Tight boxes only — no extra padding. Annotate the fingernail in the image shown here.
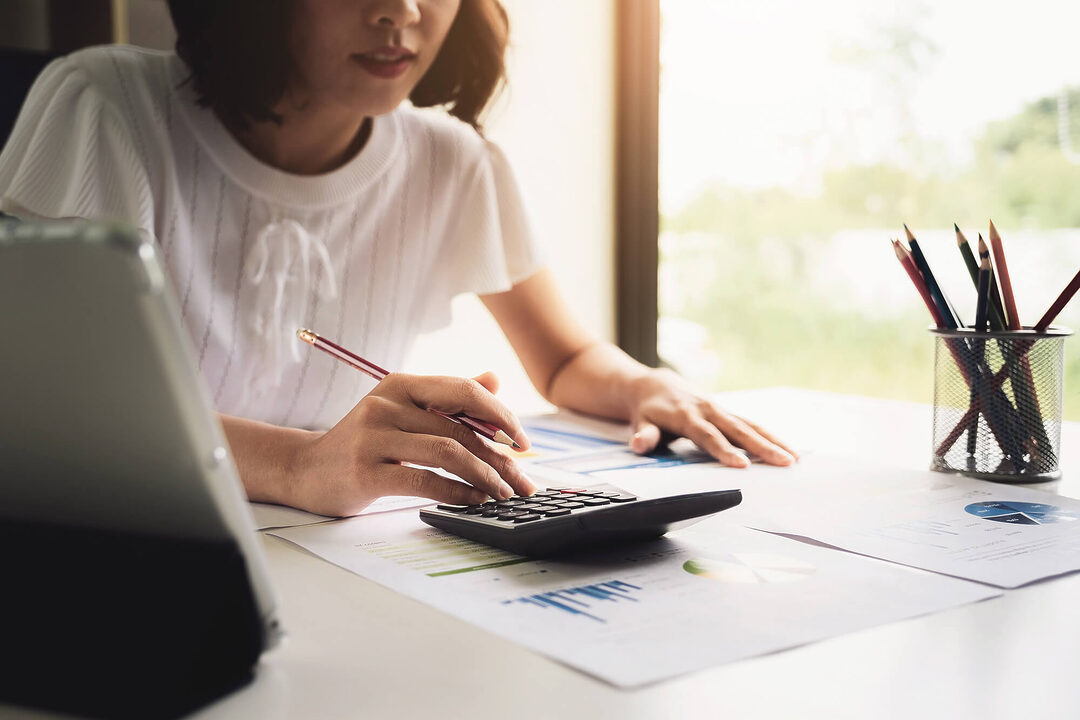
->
[773,449,795,465]
[499,481,514,499]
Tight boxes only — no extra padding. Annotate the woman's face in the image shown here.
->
[287,0,462,117]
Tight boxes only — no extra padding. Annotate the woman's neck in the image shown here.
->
[232,97,372,176]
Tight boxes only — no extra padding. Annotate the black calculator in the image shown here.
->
[419,483,742,557]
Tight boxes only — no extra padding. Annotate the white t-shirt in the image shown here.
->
[0,45,543,430]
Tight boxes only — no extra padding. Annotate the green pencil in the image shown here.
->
[956,224,1005,329]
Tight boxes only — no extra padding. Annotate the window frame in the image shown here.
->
[614,0,660,368]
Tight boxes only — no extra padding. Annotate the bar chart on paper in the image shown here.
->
[501,580,644,622]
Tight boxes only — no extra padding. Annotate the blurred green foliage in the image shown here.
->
[660,88,1080,420]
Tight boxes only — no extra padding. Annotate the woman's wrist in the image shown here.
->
[219,413,321,508]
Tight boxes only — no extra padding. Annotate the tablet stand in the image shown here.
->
[0,517,265,720]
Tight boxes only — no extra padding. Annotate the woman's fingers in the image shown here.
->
[736,415,799,461]
[379,464,488,506]
[390,405,536,498]
[471,371,500,394]
[703,407,796,466]
[636,395,796,468]
[679,414,752,468]
[639,401,750,468]
[630,420,662,454]
[391,373,530,451]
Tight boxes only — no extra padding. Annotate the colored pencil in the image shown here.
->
[987,222,1045,435]
[975,253,991,333]
[958,226,1006,330]
[1035,268,1080,332]
[956,224,980,283]
[966,253,993,458]
[295,328,520,448]
[975,234,1007,330]
[905,225,961,328]
[893,239,944,327]
[988,220,1020,329]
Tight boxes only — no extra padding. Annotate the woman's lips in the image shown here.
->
[352,48,416,79]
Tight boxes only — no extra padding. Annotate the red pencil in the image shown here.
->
[296,328,520,448]
[1035,268,1080,332]
[988,220,1021,329]
[893,239,945,327]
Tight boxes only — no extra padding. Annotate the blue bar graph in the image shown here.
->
[501,580,643,622]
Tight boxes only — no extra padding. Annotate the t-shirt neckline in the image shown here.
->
[170,54,399,209]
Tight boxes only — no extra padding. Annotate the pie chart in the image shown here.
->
[964,501,1079,525]
[683,553,816,584]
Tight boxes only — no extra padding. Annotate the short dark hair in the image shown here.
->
[166,0,509,132]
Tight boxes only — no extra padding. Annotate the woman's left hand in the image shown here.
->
[626,369,798,468]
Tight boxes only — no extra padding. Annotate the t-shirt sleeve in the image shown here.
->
[0,56,154,233]
[418,139,546,331]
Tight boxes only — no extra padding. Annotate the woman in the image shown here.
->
[0,0,796,517]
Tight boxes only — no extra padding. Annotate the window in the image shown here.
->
[656,0,1080,419]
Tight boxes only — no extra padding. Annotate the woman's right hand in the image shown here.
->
[287,371,535,517]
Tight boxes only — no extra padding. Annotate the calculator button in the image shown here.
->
[609,495,637,503]
[481,509,501,517]
[558,501,585,509]
[497,501,525,508]
[580,498,610,506]
[482,501,500,508]
[496,510,527,520]
[555,489,589,494]
[513,514,543,523]
[532,490,562,498]
[517,503,547,511]
[588,491,622,498]
[531,504,561,512]
[510,496,533,502]
[542,508,571,517]
[436,504,470,512]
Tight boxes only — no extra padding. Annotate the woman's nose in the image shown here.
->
[368,0,422,29]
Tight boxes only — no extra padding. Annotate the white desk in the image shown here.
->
[5,389,1080,720]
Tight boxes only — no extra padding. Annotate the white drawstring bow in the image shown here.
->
[243,219,338,401]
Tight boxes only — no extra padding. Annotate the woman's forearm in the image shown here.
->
[544,342,653,421]
[218,413,319,507]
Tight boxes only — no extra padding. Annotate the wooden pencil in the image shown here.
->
[975,234,1007,330]
[975,253,991,333]
[893,239,944,327]
[905,225,961,328]
[988,220,1021,329]
[958,225,1006,329]
[1035,268,1080,332]
[296,328,520,448]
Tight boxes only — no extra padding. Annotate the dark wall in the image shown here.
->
[0,0,174,54]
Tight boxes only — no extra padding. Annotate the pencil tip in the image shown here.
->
[954,223,960,232]
[903,224,915,242]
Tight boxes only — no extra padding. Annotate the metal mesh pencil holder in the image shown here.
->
[930,326,1071,483]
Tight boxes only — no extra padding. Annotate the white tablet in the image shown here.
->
[0,217,282,650]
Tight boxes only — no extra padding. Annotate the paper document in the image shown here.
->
[514,414,721,486]
[250,495,431,531]
[741,469,1080,588]
[270,509,998,687]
